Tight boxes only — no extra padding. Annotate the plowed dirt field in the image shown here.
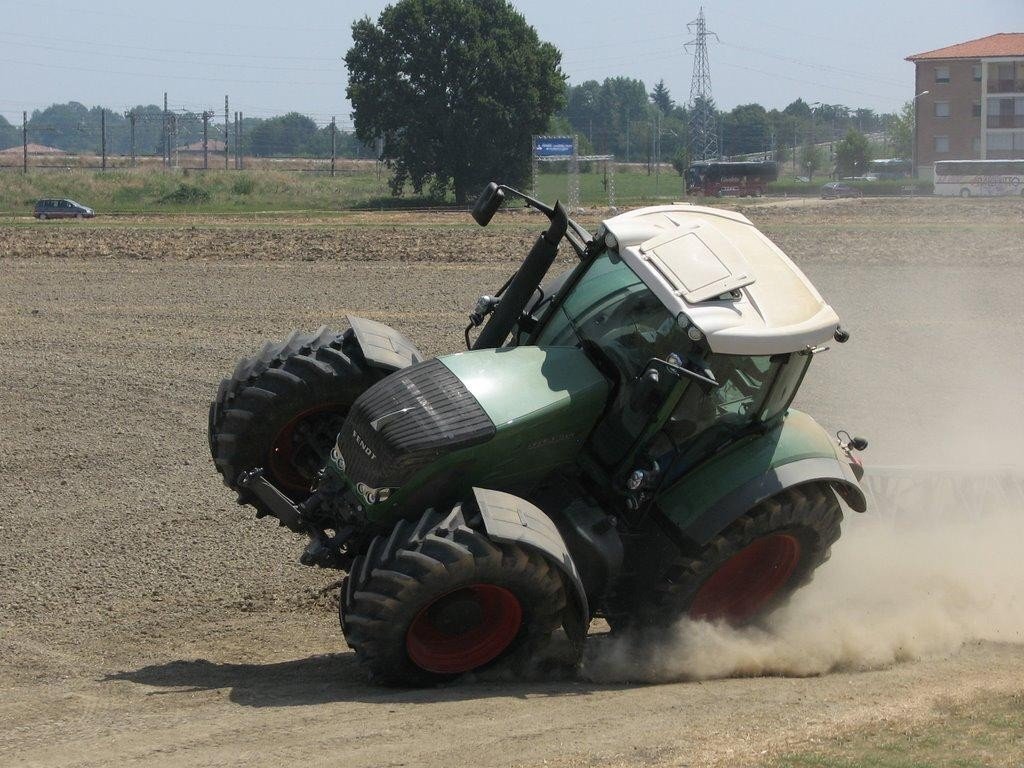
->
[2,197,1022,767]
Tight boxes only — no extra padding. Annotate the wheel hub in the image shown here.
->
[688,533,802,624]
[406,584,522,674]
[268,404,348,492]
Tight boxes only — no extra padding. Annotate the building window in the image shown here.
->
[972,101,982,117]
[935,65,950,84]
[934,101,950,118]
[988,133,1012,151]
[934,136,950,153]
[973,64,982,82]
[972,137,981,153]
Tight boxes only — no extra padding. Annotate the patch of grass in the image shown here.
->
[230,175,256,196]
[768,691,1024,768]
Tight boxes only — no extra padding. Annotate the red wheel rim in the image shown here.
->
[688,533,802,623]
[406,584,523,674]
[267,404,347,492]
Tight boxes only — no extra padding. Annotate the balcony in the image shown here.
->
[987,79,1024,94]
[987,114,1024,129]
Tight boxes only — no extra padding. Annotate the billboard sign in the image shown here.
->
[533,136,575,158]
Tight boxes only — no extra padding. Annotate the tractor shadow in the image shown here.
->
[104,635,631,708]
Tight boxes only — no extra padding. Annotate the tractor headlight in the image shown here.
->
[356,482,394,505]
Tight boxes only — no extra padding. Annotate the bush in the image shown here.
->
[231,175,255,196]
[158,183,211,204]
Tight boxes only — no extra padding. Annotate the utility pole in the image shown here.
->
[170,113,178,168]
[101,109,106,171]
[655,110,661,195]
[22,111,27,174]
[331,117,337,177]
[163,92,169,169]
[224,95,230,170]
[234,112,240,169]
[685,6,720,161]
[202,110,211,170]
[127,111,137,167]
[238,112,244,169]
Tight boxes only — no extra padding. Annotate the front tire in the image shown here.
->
[208,326,383,515]
[342,506,570,686]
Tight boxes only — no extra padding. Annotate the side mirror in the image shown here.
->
[471,182,505,227]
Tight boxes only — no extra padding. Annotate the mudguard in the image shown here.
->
[472,487,590,630]
[657,409,867,546]
[347,315,424,371]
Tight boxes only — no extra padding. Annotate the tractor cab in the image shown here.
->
[523,203,842,496]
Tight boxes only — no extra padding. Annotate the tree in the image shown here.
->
[801,139,825,180]
[887,101,914,159]
[0,115,19,150]
[722,103,769,157]
[834,129,872,177]
[671,147,690,176]
[346,0,565,204]
[248,112,319,156]
[650,79,674,115]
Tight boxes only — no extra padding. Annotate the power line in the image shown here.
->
[0,57,345,87]
[0,37,345,73]
[13,0,347,34]
[0,30,342,62]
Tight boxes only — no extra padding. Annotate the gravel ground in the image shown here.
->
[1,197,1022,767]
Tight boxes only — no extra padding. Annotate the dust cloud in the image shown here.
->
[584,496,1024,683]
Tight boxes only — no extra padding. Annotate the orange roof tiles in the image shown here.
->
[907,33,1024,61]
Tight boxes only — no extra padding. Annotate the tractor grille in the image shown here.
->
[338,359,495,490]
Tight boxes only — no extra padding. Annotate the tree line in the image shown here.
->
[0,102,369,158]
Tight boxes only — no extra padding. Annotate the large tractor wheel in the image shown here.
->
[342,506,570,686]
[209,326,383,516]
[626,484,842,629]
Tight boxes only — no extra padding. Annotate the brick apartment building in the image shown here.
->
[907,33,1024,178]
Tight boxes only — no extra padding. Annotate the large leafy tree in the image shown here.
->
[346,0,565,203]
[834,128,872,177]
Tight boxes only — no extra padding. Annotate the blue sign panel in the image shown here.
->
[534,136,575,158]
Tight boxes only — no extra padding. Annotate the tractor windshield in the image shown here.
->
[534,248,695,376]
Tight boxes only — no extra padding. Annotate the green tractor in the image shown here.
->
[208,183,868,685]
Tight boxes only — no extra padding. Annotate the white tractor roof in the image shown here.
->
[598,204,840,355]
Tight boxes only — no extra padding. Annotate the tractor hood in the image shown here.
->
[439,346,608,429]
[331,346,610,522]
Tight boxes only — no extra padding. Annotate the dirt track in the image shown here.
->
[2,198,1023,767]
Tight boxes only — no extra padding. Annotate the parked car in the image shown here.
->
[33,199,95,220]
[820,182,864,199]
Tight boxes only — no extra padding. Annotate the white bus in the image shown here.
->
[933,159,1024,197]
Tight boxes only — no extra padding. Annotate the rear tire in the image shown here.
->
[960,188,971,198]
[618,484,842,629]
[342,506,571,686]
[208,326,384,515]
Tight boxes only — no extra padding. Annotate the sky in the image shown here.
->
[0,0,1021,126]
